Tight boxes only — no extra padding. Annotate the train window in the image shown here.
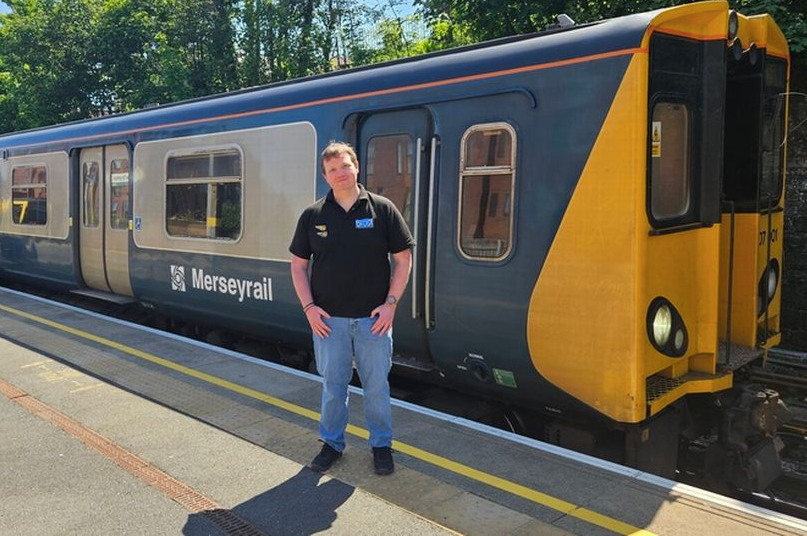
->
[458,123,516,261]
[366,134,413,225]
[11,165,47,226]
[83,161,100,227]
[110,158,129,229]
[760,59,788,208]
[165,148,242,240]
[650,102,690,220]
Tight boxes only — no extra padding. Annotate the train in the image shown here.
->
[0,1,793,492]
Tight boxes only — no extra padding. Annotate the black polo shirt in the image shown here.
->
[289,184,415,318]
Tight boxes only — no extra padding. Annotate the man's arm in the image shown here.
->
[290,254,331,338]
[370,248,412,335]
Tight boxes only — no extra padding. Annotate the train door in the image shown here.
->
[358,109,434,369]
[721,50,788,349]
[416,93,536,395]
[78,144,133,296]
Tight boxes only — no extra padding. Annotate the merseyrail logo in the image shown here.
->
[170,265,186,292]
[169,266,273,302]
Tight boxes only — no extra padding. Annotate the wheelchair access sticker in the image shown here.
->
[355,218,374,229]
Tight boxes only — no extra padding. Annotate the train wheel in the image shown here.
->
[500,407,528,435]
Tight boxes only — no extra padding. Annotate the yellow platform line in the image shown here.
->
[0,302,654,536]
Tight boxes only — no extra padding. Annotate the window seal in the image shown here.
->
[646,94,697,230]
[10,163,48,227]
[163,144,244,243]
[456,122,517,263]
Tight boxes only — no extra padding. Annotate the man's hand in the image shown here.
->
[306,306,332,338]
[370,303,396,335]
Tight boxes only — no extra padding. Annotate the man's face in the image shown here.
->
[322,152,359,193]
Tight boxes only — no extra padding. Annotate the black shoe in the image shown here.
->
[310,442,342,472]
[372,447,394,475]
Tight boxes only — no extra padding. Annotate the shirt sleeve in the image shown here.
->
[289,209,312,259]
[386,201,415,254]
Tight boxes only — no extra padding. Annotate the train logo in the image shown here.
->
[170,265,186,292]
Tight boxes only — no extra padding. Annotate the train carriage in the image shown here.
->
[0,1,792,490]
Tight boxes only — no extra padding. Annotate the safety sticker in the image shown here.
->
[493,368,517,389]
[651,121,662,158]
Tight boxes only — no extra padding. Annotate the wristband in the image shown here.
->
[302,302,314,312]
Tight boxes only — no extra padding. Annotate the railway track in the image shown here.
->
[748,351,807,518]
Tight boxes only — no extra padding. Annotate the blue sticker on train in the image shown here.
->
[355,218,374,229]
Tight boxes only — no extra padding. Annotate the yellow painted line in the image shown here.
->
[0,301,654,535]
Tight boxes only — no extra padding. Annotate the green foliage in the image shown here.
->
[0,0,102,130]
[0,0,804,134]
[414,0,807,54]
[730,0,807,54]
[219,200,241,237]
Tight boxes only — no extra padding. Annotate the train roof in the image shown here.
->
[0,6,680,150]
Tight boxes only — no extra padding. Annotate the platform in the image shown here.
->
[1,286,805,536]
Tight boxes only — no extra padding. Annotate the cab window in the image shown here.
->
[650,102,691,220]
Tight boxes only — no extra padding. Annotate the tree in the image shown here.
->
[2,0,800,135]
[91,0,172,111]
[414,0,806,54]
[0,0,102,129]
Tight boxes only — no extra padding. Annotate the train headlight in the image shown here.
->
[729,38,743,62]
[652,304,672,346]
[757,259,780,316]
[674,329,685,352]
[748,42,759,66]
[728,10,739,41]
[647,298,688,357]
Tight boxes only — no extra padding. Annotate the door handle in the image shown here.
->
[424,137,438,330]
[411,137,422,319]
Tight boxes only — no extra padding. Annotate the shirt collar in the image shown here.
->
[325,183,369,207]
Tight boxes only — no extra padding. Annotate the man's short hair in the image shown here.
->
[321,141,358,174]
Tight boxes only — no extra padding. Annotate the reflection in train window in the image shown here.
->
[110,158,130,229]
[366,134,413,225]
[12,165,47,226]
[165,148,242,240]
[83,161,100,227]
[458,123,516,260]
[650,102,690,220]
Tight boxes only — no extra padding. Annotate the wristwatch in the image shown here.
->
[385,295,398,306]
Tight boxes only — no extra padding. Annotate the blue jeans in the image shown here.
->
[313,316,393,452]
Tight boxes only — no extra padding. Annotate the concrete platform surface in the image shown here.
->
[0,338,455,536]
[1,286,806,536]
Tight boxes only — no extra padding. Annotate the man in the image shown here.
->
[289,141,414,475]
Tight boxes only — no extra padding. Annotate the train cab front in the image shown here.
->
[521,2,791,490]
[720,12,790,357]
[686,10,793,493]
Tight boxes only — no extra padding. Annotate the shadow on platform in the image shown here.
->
[183,467,355,535]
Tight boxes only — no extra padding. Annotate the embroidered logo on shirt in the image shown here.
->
[315,224,328,238]
[355,218,374,229]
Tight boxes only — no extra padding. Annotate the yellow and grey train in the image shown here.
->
[0,1,792,490]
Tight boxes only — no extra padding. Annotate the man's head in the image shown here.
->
[321,141,359,194]
[320,142,358,175]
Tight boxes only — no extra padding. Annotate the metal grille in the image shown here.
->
[646,375,686,405]
[719,343,763,370]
